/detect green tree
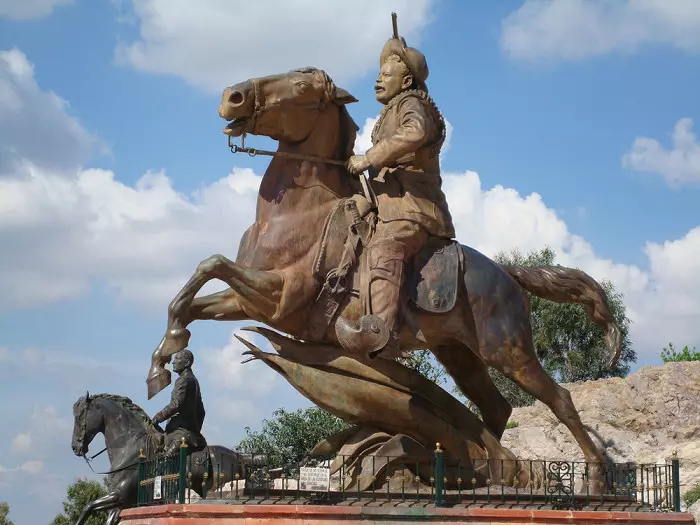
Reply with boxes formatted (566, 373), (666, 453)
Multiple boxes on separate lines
(398, 349), (447, 384)
(237, 407), (349, 466)
(0, 502), (14, 525)
(661, 343), (700, 363)
(51, 478), (108, 525)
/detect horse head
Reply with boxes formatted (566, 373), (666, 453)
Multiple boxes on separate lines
(219, 67), (358, 151)
(71, 391), (102, 457)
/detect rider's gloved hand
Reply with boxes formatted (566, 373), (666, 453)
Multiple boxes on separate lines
(346, 155), (370, 175)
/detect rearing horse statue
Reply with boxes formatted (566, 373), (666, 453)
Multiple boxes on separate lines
(146, 67), (621, 473)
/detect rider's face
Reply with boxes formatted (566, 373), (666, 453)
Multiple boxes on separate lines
(375, 61), (411, 104)
(172, 351), (188, 373)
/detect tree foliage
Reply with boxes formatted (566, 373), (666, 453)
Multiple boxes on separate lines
(661, 343), (700, 363)
(237, 407), (349, 466)
(398, 349), (447, 384)
(0, 502), (14, 525)
(51, 478), (108, 525)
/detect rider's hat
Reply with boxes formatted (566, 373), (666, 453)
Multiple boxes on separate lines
(379, 37), (429, 91)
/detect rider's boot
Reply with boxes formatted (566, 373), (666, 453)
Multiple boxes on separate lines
(366, 240), (406, 359)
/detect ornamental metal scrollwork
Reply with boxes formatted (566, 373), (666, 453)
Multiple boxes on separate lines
(547, 461), (575, 508)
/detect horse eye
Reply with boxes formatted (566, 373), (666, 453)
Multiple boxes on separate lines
(294, 81), (310, 92)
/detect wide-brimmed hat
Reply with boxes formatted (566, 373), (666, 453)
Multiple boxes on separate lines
(379, 37), (429, 89)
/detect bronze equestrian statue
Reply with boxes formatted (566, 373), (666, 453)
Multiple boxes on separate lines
(146, 15), (621, 488)
(70, 392), (246, 525)
(153, 349), (207, 457)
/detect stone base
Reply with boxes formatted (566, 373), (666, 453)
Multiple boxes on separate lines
(120, 504), (694, 524)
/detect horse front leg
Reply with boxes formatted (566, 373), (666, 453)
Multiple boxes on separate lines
(75, 492), (121, 525)
(147, 254), (283, 399)
(105, 508), (120, 525)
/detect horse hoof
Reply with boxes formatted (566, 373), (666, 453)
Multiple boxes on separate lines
(147, 368), (172, 400)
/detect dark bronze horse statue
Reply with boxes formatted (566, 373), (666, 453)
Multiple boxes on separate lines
(70, 393), (247, 524)
(146, 67), (621, 482)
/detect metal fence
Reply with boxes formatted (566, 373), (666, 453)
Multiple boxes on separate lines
(137, 442), (682, 512)
(137, 441), (188, 506)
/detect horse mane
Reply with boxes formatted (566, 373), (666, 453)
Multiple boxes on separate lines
(337, 104), (359, 160)
(92, 393), (163, 435)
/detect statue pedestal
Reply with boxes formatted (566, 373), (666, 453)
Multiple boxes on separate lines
(119, 504), (694, 525)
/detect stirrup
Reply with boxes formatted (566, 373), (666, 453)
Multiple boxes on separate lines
(334, 314), (390, 355)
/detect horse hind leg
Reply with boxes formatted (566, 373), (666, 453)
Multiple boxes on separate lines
(431, 343), (512, 440)
(481, 322), (607, 490)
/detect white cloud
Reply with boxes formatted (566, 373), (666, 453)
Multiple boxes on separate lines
(11, 433), (32, 455)
(114, 0), (434, 92)
(208, 398), (260, 424)
(19, 460), (43, 474)
(200, 331), (276, 394)
(0, 49), (94, 175)
(354, 117), (378, 155)
(501, 0), (700, 62)
(622, 118), (700, 187)
(0, 0), (72, 19)
(0, 164), (260, 308)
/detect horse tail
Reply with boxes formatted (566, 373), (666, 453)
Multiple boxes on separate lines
(502, 265), (622, 369)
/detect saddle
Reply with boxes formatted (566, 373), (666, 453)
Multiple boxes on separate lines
(306, 195), (462, 343)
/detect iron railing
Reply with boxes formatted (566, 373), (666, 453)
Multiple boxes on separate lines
(137, 438), (188, 506)
(136, 442), (683, 512)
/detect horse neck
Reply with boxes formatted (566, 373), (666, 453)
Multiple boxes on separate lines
(99, 399), (151, 467)
(260, 105), (354, 206)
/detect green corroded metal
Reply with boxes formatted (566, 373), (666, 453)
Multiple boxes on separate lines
(178, 438), (188, 504)
(434, 443), (444, 508)
(671, 451), (681, 512)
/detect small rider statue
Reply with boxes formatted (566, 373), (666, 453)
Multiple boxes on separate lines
(346, 17), (455, 357)
(153, 349), (207, 457)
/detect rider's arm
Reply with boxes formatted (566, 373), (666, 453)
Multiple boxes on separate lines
(365, 97), (428, 169)
(153, 376), (187, 422)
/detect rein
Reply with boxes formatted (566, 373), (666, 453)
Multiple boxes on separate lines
(83, 454), (139, 476)
(228, 133), (377, 205)
(228, 133), (346, 166)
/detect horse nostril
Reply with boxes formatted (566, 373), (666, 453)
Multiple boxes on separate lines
(228, 91), (244, 106)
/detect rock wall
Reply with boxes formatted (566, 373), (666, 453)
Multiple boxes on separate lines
(502, 361), (700, 507)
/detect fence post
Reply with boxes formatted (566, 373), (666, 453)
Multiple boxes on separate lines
(671, 451), (681, 512)
(137, 448), (146, 506)
(435, 442), (444, 508)
(178, 437), (188, 504)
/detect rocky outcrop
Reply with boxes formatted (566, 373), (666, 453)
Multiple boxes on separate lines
(502, 361), (700, 504)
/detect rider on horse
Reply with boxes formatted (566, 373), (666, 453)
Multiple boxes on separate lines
(346, 32), (455, 357)
(153, 349), (207, 456)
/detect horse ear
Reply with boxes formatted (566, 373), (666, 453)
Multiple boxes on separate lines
(333, 87), (358, 105)
(85, 391), (90, 402)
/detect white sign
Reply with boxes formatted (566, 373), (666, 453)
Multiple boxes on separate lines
(299, 466), (330, 492)
(153, 475), (162, 500)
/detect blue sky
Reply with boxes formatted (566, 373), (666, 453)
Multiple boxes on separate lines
(1, 0), (699, 523)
